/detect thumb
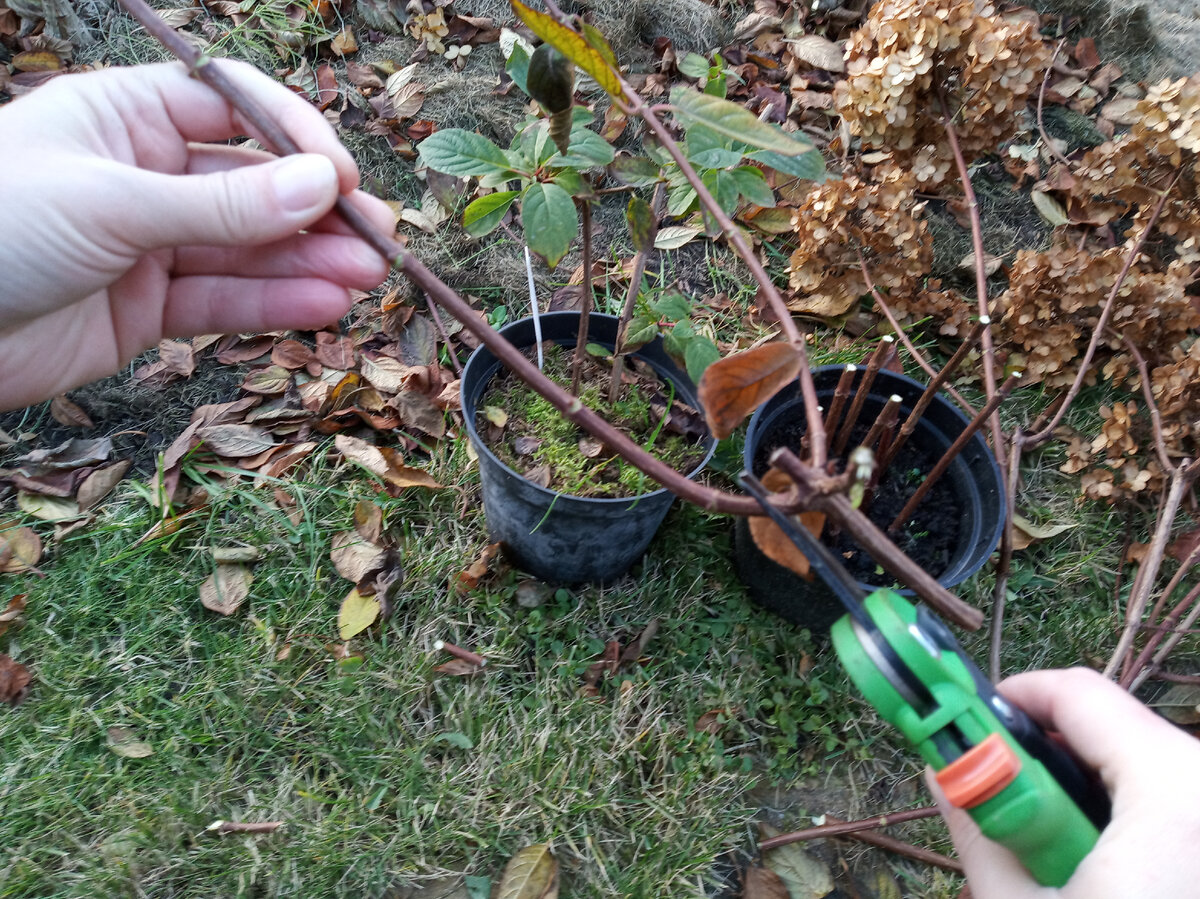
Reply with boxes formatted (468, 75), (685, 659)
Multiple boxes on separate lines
(125, 153), (340, 250)
(925, 768), (1055, 899)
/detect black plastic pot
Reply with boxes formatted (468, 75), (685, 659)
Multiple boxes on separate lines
(733, 365), (1005, 630)
(461, 312), (716, 584)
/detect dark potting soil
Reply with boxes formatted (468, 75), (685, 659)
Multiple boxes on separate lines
(754, 421), (958, 584)
(477, 344), (709, 499)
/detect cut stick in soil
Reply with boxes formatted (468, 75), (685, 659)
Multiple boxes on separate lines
(860, 394), (903, 456)
(822, 364), (857, 448)
(878, 317), (989, 472)
(833, 336), (894, 457)
(888, 371), (1021, 534)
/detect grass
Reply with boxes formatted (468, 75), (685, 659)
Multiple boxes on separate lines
(3, 440), (941, 898)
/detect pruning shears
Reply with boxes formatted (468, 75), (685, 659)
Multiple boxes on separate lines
(738, 471), (1110, 888)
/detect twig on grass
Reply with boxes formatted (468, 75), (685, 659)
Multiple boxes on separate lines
(434, 640), (487, 668)
(206, 820), (284, 834)
(822, 815), (963, 874)
(758, 806), (940, 851)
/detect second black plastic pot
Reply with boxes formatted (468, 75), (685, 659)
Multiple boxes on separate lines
(461, 312), (716, 584)
(733, 365), (1005, 630)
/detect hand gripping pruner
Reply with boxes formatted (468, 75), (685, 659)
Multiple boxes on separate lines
(738, 471), (1110, 887)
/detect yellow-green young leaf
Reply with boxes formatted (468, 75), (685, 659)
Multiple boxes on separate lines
(463, 190), (520, 237)
(671, 87), (814, 156)
(509, 0), (621, 97)
(580, 22), (618, 70)
(338, 588), (381, 640)
(496, 843), (559, 899)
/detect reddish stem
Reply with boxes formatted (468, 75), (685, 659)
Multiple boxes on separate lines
(759, 806), (940, 851)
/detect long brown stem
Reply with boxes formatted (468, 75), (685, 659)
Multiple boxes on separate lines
(1024, 169), (1183, 448)
(1104, 464), (1193, 678)
(759, 806), (940, 851)
(942, 107), (1004, 466)
(878, 316), (990, 472)
(618, 78), (827, 467)
(112, 0), (779, 516)
(989, 431), (1024, 681)
(425, 292), (463, 376)
(822, 816), (963, 874)
(889, 372), (1022, 534)
(833, 337), (893, 457)
(772, 448), (984, 629)
(571, 201), (593, 395)
(1126, 579), (1200, 691)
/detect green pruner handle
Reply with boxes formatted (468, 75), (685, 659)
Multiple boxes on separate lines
(831, 590), (1104, 887)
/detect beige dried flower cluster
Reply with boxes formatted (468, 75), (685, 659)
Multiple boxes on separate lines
(785, 170), (931, 317)
(834, 0), (1050, 185)
(408, 7), (449, 54)
(999, 245), (1198, 387)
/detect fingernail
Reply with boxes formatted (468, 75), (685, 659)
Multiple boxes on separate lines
(272, 154), (337, 213)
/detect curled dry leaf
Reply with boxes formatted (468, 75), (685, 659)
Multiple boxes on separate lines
(456, 542), (501, 593)
(698, 342), (803, 439)
(337, 587), (381, 640)
(158, 339), (196, 377)
(958, 252), (1004, 277)
(50, 395), (94, 429)
(335, 435), (444, 491)
(0, 653), (31, 705)
(760, 823), (834, 899)
(106, 726), (154, 759)
(330, 531), (388, 583)
(786, 35), (845, 72)
(1011, 513), (1077, 551)
(0, 594), (27, 638)
(354, 500), (385, 544)
(77, 460), (132, 511)
(743, 865), (790, 899)
(496, 843), (558, 899)
(577, 437), (604, 458)
(749, 510), (826, 579)
(199, 564), (252, 616)
(0, 527), (42, 574)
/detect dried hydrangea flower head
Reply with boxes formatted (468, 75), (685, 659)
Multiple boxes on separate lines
(785, 169), (932, 317)
(834, 0), (1049, 185)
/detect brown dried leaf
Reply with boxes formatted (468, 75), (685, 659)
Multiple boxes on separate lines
(197, 424), (276, 459)
(77, 460), (132, 511)
(354, 500), (385, 544)
(199, 564), (252, 616)
(959, 252), (1004, 276)
(744, 865), (789, 899)
(241, 365), (292, 395)
(1168, 529), (1200, 565)
(106, 726), (153, 758)
(392, 389), (447, 439)
(0, 653), (31, 705)
(0, 527), (41, 574)
(330, 531), (388, 583)
(216, 335), (274, 364)
(455, 542), (501, 593)
(271, 339), (317, 370)
(334, 435), (444, 490)
(749, 510), (826, 579)
(159, 339), (196, 377)
(434, 658), (481, 676)
(50, 395), (94, 429)
(698, 343), (803, 440)
(362, 355), (417, 393)
(578, 438), (604, 458)
(496, 843), (558, 899)
(331, 27), (358, 55)
(0, 594), (27, 638)
(17, 492), (82, 522)
(315, 332), (357, 370)
(786, 35), (844, 72)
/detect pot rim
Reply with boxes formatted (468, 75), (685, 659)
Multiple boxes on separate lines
(461, 311), (718, 507)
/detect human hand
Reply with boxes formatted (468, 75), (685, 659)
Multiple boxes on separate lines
(928, 667), (1200, 897)
(0, 60), (395, 410)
